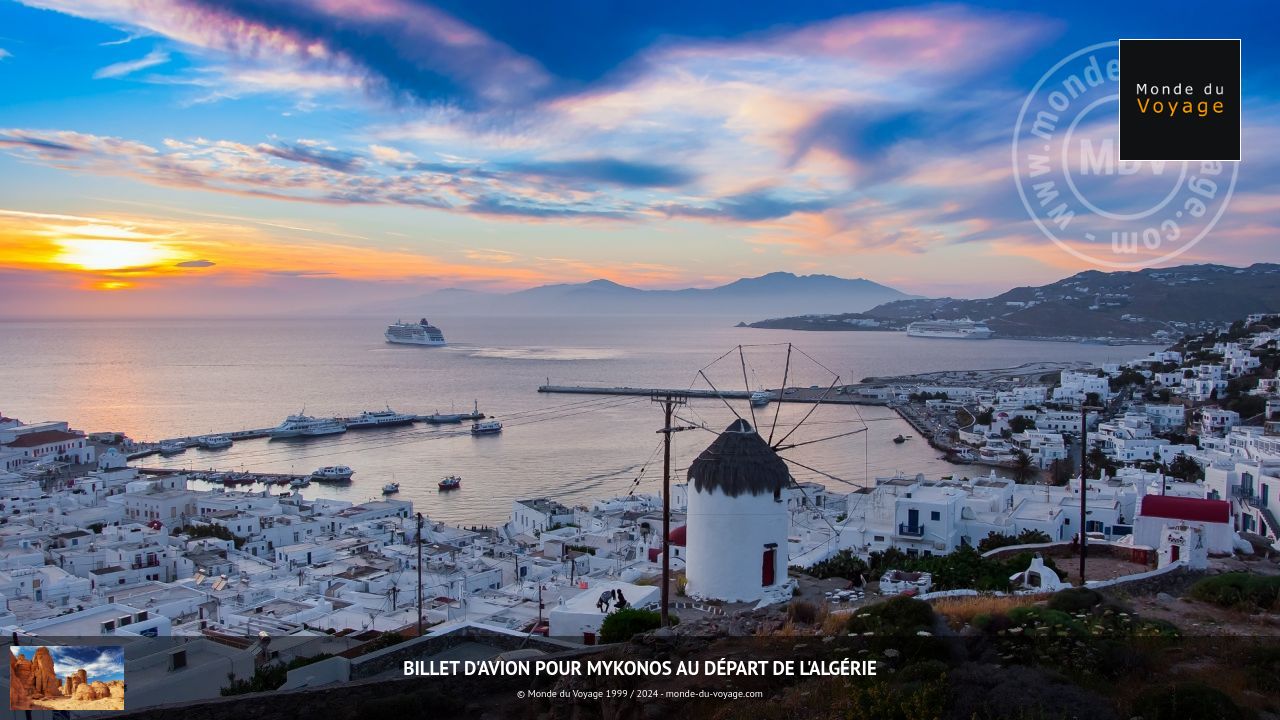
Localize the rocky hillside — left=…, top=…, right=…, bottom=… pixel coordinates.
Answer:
left=749, top=263, right=1280, bottom=341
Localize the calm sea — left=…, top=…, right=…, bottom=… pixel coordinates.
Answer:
left=0, top=315, right=1160, bottom=525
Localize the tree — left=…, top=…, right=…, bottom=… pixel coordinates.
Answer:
left=1048, top=458, right=1073, bottom=486
left=600, top=608, right=665, bottom=643
left=1011, top=450, right=1035, bottom=483
left=1167, top=455, right=1204, bottom=482
left=1009, top=416, right=1037, bottom=433
left=1084, top=392, right=1102, bottom=407
left=976, top=408, right=994, bottom=426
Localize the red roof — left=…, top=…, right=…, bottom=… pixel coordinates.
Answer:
left=668, top=525, right=686, bottom=547
left=1140, top=495, right=1230, bottom=524
left=3, top=430, right=81, bottom=448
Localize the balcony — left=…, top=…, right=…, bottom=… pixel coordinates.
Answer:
left=897, top=523, right=926, bottom=538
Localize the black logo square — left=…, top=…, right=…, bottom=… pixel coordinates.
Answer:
left=1119, top=39, right=1240, bottom=161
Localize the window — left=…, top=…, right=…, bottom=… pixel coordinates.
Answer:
left=930, top=511, right=941, bottom=521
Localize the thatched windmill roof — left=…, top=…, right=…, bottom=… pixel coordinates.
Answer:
left=687, top=418, right=790, bottom=497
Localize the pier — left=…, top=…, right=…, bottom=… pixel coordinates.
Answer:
left=537, top=384, right=884, bottom=404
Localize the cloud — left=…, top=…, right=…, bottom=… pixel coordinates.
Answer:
left=257, top=140, right=363, bottom=173
left=93, top=48, right=170, bottom=79
left=502, top=158, right=695, bottom=189
left=0, top=49, right=11, bottom=60
left=176, top=259, right=215, bottom=267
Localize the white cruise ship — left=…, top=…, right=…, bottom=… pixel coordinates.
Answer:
left=905, top=319, right=994, bottom=340
left=346, top=407, right=416, bottom=429
left=270, top=414, right=347, bottom=439
left=385, top=318, right=446, bottom=346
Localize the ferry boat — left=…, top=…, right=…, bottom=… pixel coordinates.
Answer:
left=310, top=465, right=354, bottom=482
left=199, top=435, right=232, bottom=450
left=346, top=407, right=416, bottom=429
left=270, top=414, right=347, bottom=439
left=438, top=475, right=461, bottom=491
left=750, top=391, right=772, bottom=407
left=302, top=419, right=347, bottom=437
left=382, top=482, right=400, bottom=494
left=471, top=419, right=503, bottom=435
left=385, top=318, right=446, bottom=346
left=905, top=319, right=994, bottom=340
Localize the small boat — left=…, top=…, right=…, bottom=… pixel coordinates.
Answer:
left=200, top=435, right=232, bottom=450
left=750, top=390, right=772, bottom=407
left=310, top=465, right=354, bottom=482
left=471, top=419, right=503, bottom=435
left=893, top=435, right=908, bottom=444
left=382, top=482, right=400, bottom=494
left=423, top=400, right=485, bottom=424
left=438, top=475, right=461, bottom=491
left=159, top=441, right=184, bottom=456
left=289, top=476, right=310, bottom=488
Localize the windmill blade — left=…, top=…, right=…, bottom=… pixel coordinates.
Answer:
left=768, top=343, right=792, bottom=445
left=697, top=369, right=744, bottom=422
left=773, top=426, right=867, bottom=452
left=781, top=456, right=863, bottom=489
left=738, top=345, right=758, bottom=430
left=772, top=375, right=841, bottom=450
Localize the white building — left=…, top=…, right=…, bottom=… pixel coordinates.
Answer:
left=546, top=579, right=660, bottom=643
left=1200, top=408, right=1241, bottom=437
left=684, top=419, right=790, bottom=603
left=1133, top=495, right=1234, bottom=555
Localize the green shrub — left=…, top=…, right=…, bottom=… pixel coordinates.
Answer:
left=846, top=596, right=935, bottom=636
left=1131, top=682, right=1243, bottom=720
left=786, top=600, right=820, bottom=625
left=803, top=549, right=869, bottom=580
left=976, top=529, right=1052, bottom=553
left=1189, top=572, right=1280, bottom=611
left=1047, top=587, right=1103, bottom=613
left=599, top=607, right=665, bottom=643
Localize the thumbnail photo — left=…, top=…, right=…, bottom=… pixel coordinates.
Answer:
left=9, top=646, right=125, bottom=711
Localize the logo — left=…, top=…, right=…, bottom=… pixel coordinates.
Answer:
left=1013, top=41, right=1238, bottom=269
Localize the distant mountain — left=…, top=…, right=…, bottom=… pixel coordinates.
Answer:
left=748, top=264, right=1280, bottom=341
left=362, top=272, right=916, bottom=317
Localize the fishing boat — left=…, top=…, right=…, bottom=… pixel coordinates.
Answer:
left=289, top=476, right=310, bottom=488
left=471, top=419, right=503, bottom=435
left=310, top=465, right=354, bottom=482
left=382, top=482, right=400, bottom=494
left=438, top=475, right=461, bottom=491
left=422, top=400, right=485, bottom=424
left=750, top=390, right=772, bottom=407
left=159, top=441, right=184, bottom=456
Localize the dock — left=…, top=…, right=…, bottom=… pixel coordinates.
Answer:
left=537, top=384, right=884, bottom=404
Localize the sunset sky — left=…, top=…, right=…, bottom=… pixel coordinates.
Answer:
left=1, top=0, right=1277, bottom=317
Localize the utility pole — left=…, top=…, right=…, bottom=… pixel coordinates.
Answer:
left=415, top=512, right=424, bottom=635
left=1078, top=404, right=1104, bottom=586
left=653, top=393, right=687, bottom=627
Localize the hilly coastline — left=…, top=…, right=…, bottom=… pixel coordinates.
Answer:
left=748, top=264, right=1280, bottom=342
left=363, top=272, right=917, bottom=317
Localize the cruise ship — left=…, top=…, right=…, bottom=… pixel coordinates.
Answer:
left=905, top=319, right=994, bottom=340
left=385, top=318, right=446, bottom=346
